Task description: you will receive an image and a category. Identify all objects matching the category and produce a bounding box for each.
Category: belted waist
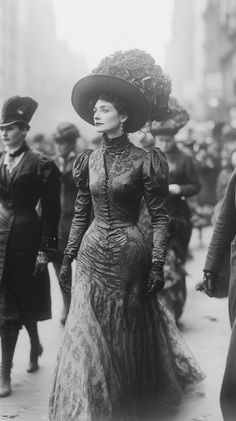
[94,219,136,229]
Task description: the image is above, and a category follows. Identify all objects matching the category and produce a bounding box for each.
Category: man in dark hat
[52,122,80,324]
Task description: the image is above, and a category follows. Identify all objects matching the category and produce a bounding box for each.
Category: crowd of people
[0,48,235,420]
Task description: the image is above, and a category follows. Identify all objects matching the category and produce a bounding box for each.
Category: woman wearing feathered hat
[49,50,204,420]
[0,96,61,397]
[139,97,200,322]
[152,97,200,265]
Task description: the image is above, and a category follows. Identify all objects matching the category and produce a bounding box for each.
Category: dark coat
[165,144,200,220]
[0,146,61,331]
[204,168,236,420]
[204,168,236,325]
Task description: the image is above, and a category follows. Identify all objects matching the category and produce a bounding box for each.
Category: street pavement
[0,227,230,421]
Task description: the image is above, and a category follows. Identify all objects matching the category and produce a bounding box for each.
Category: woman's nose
[93,110,100,120]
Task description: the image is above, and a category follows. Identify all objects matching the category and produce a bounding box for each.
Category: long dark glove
[33,251,49,278]
[195,270,218,298]
[59,254,73,294]
[146,262,165,296]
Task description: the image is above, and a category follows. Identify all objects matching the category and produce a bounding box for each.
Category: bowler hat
[0,96,38,128]
[71,74,149,133]
[54,122,79,143]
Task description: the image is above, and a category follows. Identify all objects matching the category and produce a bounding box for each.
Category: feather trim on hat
[151,97,190,135]
[92,49,171,122]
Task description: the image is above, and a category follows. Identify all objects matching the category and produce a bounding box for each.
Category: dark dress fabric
[52,152,77,275]
[165,143,200,261]
[0,147,61,333]
[139,143,200,261]
[138,143,200,320]
[49,135,204,421]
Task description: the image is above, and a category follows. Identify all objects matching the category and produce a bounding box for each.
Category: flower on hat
[92,49,171,122]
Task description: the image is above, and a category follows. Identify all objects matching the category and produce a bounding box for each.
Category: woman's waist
[93,215,138,229]
[82,220,148,251]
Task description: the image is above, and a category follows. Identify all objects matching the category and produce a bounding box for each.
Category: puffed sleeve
[64,149,93,258]
[142,147,169,267]
[204,169,236,273]
[38,156,61,252]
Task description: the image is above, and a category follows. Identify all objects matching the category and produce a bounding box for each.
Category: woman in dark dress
[49,50,204,420]
[138,98,200,321]
[0,96,60,397]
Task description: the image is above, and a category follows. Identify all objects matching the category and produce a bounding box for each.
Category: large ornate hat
[72,74,149,133]
[53,122,79,143]
[71,49,172,133]
[151,97,189,136]
[0,96,38,128]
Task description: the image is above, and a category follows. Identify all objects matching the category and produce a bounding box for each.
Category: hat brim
[71,75,149,133]
[0,120,30,128]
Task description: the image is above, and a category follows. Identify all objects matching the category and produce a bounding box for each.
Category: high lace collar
[102,134,129,153]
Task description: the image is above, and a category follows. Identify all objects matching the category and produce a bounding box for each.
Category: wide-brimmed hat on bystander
[0,96,38,128]
[151,97,189,136]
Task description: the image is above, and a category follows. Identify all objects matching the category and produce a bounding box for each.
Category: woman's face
[0,124,27,150]
[93,99,127,137]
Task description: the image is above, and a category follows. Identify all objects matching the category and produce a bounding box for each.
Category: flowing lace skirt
[49,222,204,421]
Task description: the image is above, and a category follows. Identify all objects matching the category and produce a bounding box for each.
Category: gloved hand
[195,270,218,298]
[146,262,165,297]
[59,254,73,294]
[33,251,49,277]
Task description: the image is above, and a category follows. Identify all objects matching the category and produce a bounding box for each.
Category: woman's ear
[120,114,128,124]
[22,127,28,138]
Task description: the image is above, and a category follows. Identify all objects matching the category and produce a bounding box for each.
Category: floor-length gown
[49,135,204,421]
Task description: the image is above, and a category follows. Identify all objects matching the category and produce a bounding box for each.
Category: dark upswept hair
[92,49,171,122]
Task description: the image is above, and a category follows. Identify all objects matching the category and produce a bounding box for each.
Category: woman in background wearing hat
[0,96,60,397]
[152,97,200,265]
[149,97,200,321]
[52,122,81,325]
[49,50,204,420]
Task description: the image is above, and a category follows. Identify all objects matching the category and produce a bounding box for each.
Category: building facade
[0,0,88,135]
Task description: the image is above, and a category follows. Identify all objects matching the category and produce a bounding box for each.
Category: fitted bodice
[65,135,169,265]
[89,136,145,228]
